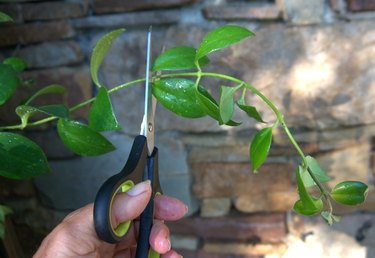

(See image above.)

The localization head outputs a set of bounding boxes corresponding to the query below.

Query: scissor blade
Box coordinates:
[141,26,155,156]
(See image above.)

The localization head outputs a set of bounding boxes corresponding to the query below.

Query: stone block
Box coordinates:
[200,197,231,218]
[22,1,88,21]
[170,234,199,251]
[92,0,196,14]
[280,0,328,24]
[167,213,286,243]
[0,66,91,124]
[0,21,75,47]
[16,40,83,69]
[203,5,281,20]
[191,162,295,199]
[203,242,287,256]
[73,10,181,29]
[348,0,375,12]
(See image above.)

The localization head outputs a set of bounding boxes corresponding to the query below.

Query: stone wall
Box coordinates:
[0,0,375,257]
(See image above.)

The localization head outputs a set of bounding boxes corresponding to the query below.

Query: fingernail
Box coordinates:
[126,180,151,196]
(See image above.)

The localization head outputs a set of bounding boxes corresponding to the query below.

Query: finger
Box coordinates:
[161,249,183,258]
[149,221,171,254]
[154,195,188,221]
[111,180,152,228]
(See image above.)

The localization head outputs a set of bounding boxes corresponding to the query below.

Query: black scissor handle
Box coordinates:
[94,135,148,243]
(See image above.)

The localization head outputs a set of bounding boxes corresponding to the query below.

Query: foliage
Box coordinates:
[0,24,368,225]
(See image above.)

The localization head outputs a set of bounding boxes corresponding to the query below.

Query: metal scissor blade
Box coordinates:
[140,26,155,156]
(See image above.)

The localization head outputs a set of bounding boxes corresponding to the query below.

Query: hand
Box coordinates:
[33,181,187,258]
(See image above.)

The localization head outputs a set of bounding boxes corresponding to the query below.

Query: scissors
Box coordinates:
[93,27,161,258]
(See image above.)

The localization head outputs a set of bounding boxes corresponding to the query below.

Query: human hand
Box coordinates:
[33,181,187,258]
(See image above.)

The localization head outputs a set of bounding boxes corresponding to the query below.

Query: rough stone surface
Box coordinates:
[348,0,375,12]
[281,0,328,24]
[178,249,262,258]
[203,242,288,256]
[200,197,232,217]
[192,162,295,200]
[0,21,75,47]
[22,1,88,20]
[16,41,83,69]
[203,5,281,20]
[170,234,199,251]
[92,0,196,14]
[168,213,286,242]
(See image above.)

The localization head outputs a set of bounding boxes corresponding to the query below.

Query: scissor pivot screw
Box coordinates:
[148,123,153,132]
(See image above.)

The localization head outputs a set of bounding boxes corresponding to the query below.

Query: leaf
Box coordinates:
[153,78,206,118]
[0,205,12,222]
[0,64,19,105]
[301,156,331,187]
[237,99,264,123]
[153,46,209,71]
[249,127,272,171]
[24,84,66,105]
[57,119,116,156]
[89,87,121,132]
[219,86,239,124]
[293,166,323,216]
[195,86,241,126]
[3,57,27,72]
[0,132,50,179]
[0,11,13,22]
[196,25,254,61]
[321,211,341,226]
[16,104,69,128]
[90,28,125,88]
[331,181,368,205]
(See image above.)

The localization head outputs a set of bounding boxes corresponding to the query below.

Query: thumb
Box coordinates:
[111,180,152,228]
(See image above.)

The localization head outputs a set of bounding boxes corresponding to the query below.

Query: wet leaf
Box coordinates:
[89,87,121,131]
[57,119,116,156]
[153,78,206,118]
[331,181,368,205]
[90,28,125,88]
[0,132,50,179]
[16,104,69,128]
[0,64,19,105]
[0,12,13,22]
[152,46,209,71]
[249,127,272,171]
[196,25,254,61]
[3,57,27,72]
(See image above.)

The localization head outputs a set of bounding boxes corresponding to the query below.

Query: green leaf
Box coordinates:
[57,119,116,156]
[321,211,341,226]
[0,11,13,22]
[3,57,27,72]
[152,46,209,71]
[195,86,241,126]
[293,166,323,216]
[196,25,254,61]
[0,132,50,179]
[301,156,331,187]
[153,78,206,118]
[237,99,264,123]
[90,28,125,88]
[24,84,66,105]
[331,181,368,205]
[0,64,19,105]
[219,86,239,124]
[16,104,69,128]
[249,127,272,171]
[89,87,121,132]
